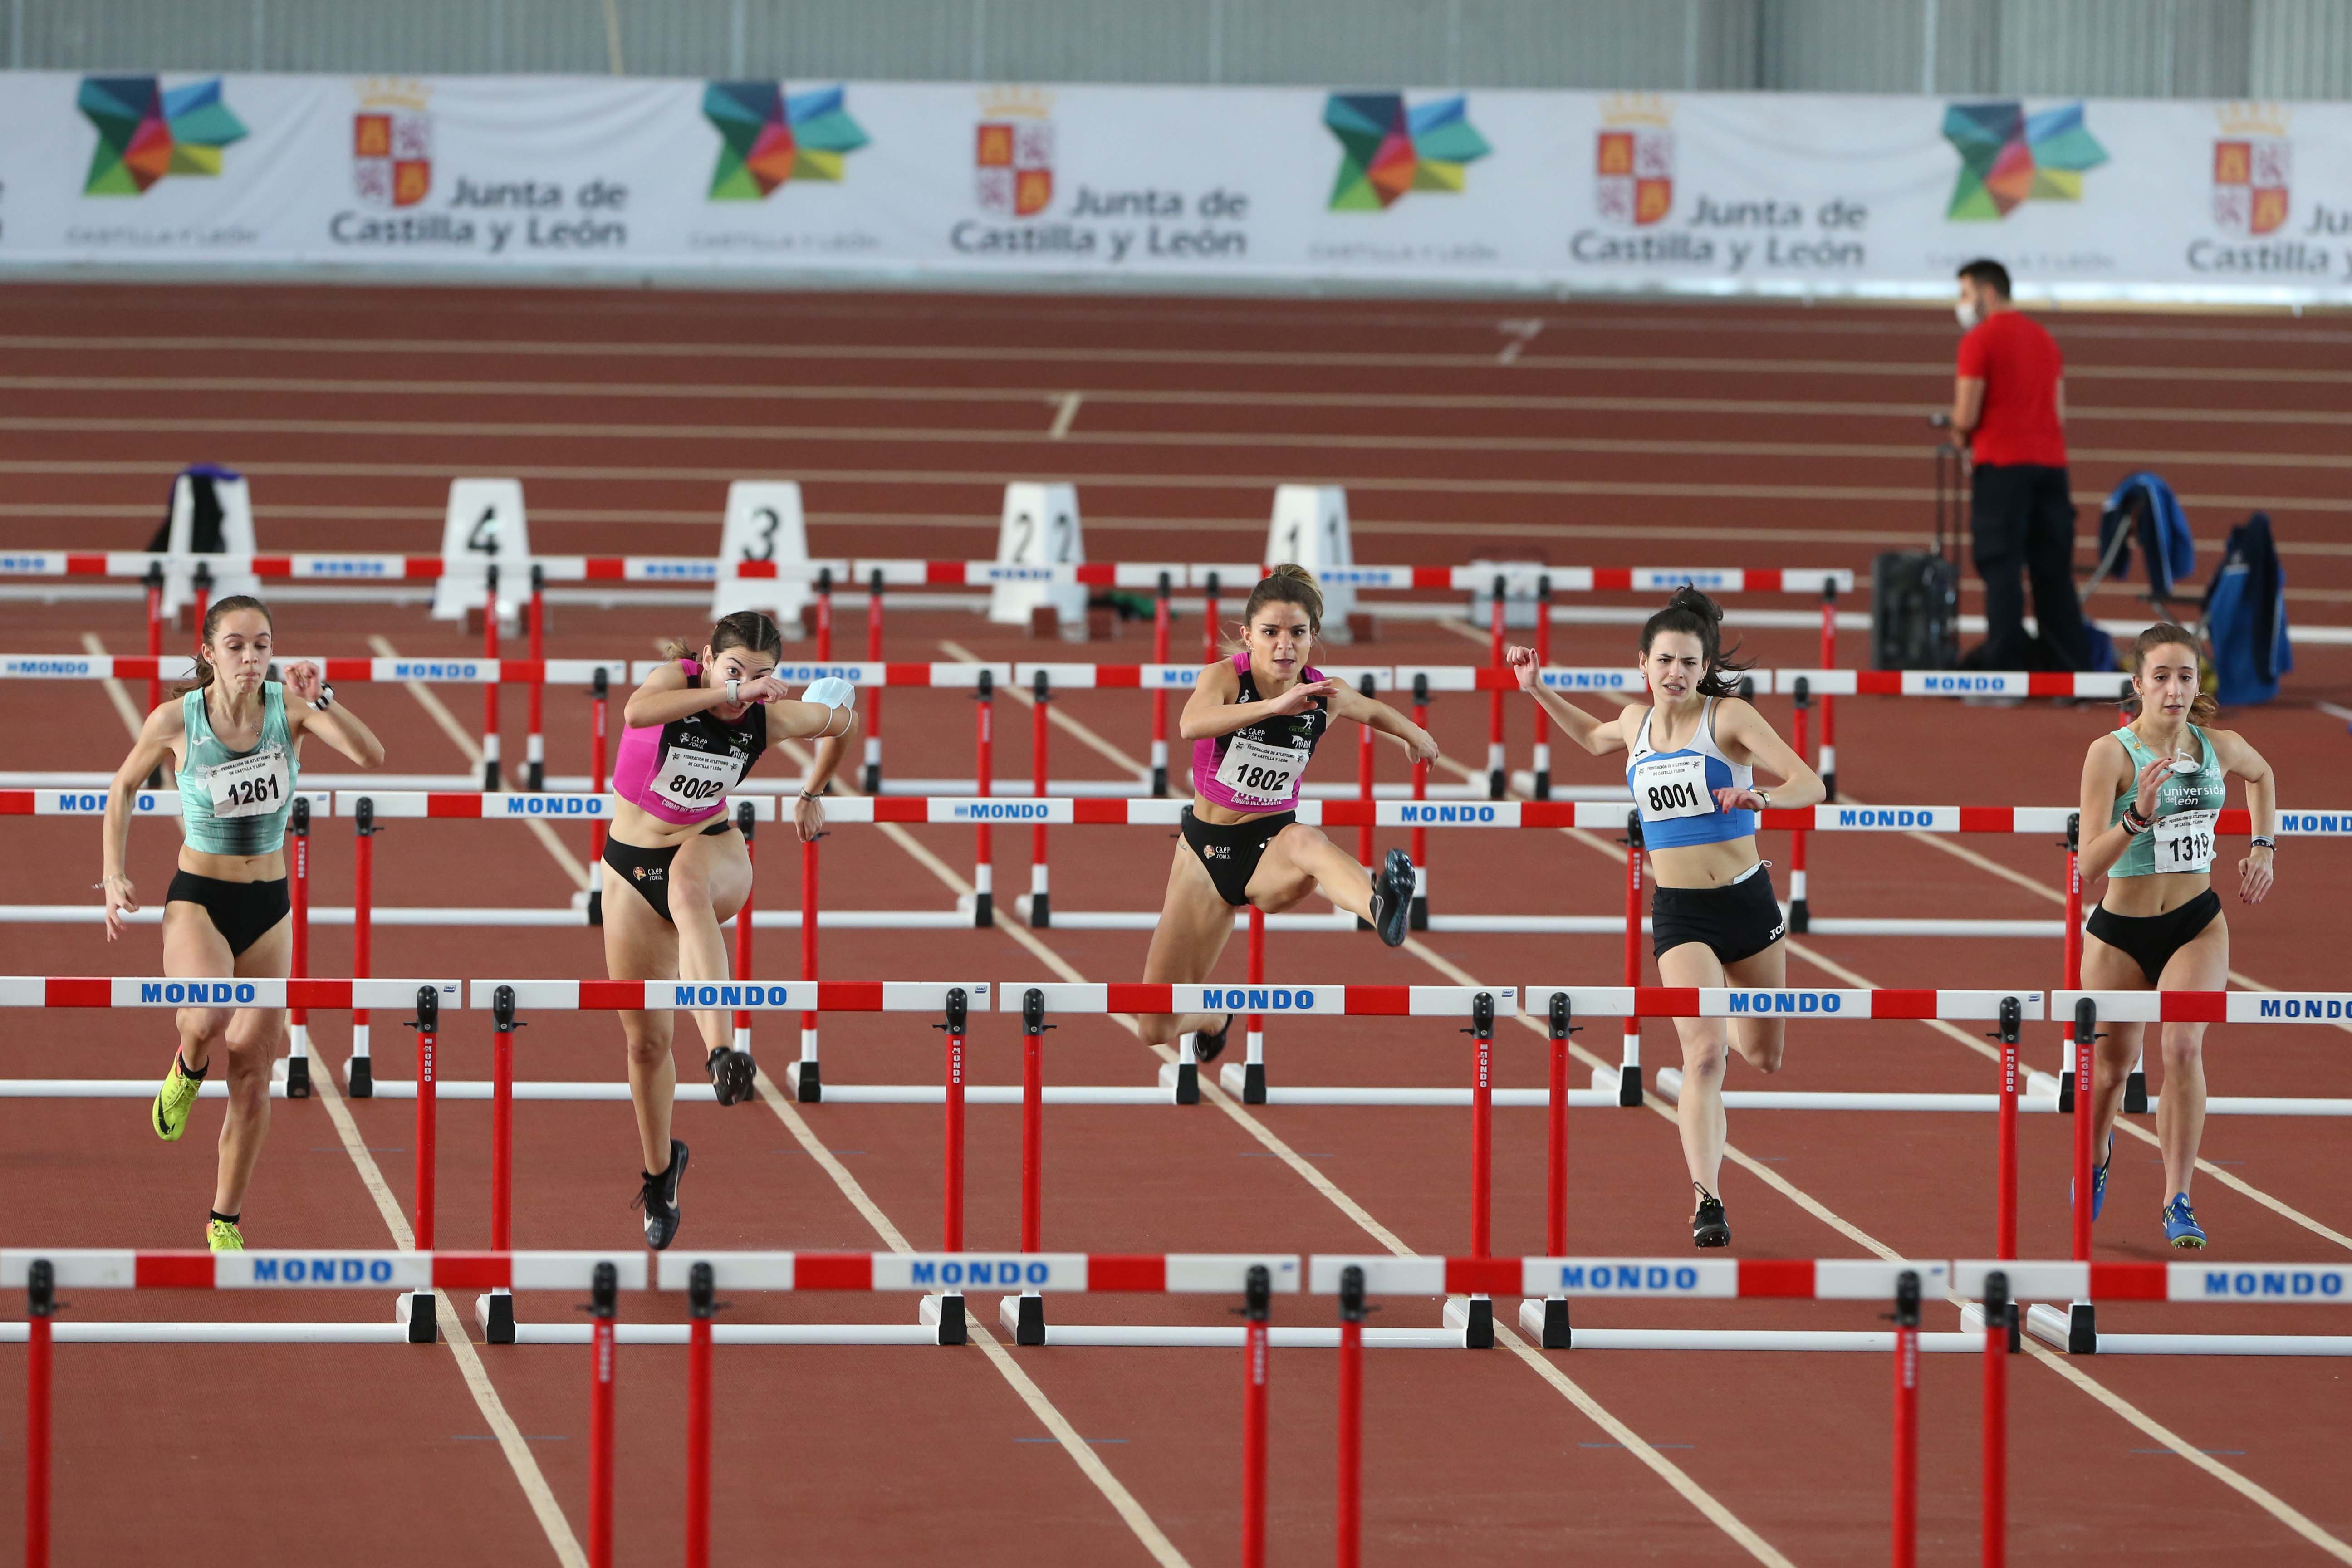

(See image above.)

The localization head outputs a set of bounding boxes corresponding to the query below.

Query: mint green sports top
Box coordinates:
[177,682,297,856]
[2107,725,2225,878]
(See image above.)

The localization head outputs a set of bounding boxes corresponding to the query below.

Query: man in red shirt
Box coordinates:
[1949,259,2092,670]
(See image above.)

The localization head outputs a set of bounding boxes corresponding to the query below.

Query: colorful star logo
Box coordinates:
[1323,93,1490,211]
[703,82,869,201]
[1943,101,2107,221]
[78,76,247,196]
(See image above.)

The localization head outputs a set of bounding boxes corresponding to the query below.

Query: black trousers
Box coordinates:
[1970,462,2091,671]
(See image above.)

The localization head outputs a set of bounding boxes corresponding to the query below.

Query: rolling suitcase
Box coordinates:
[1870,443,1962,670]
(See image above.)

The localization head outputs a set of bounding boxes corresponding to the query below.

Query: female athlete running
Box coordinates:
[102,595,387,1250]
[604,610,856,1247]
[1509,585,1824,1248]
[1136,565,1436,1060]
[2074,622,2275,1248]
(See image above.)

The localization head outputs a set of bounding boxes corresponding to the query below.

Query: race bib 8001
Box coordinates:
[1632,753,1712,822]
[654,745,744,813]
[1215,736,1307,806]
[2153,808,2218,872]
[206,750,288,819]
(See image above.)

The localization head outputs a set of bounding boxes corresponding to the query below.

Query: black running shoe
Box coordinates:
[1193,1014,1234,1064]
[706,1044,757,1106]
[1691,1187,1730,1250]
[1369,848,1414,948]
[633,1139,689,1250]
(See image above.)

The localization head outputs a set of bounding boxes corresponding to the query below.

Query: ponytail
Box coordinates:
[2121,622,2220,726]
[1638,585,1754,698]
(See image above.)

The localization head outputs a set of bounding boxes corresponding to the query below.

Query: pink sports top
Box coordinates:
[1189,653,1329,815]
[612,660,768,827]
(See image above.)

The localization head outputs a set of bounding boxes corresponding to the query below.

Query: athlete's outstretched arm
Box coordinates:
[99,701,183,941]
[2209,727,2276,903]
[281,661,385,768]
[1711,699,1826,811]
[1178,660,1331,741]
[1503,645,1626,756]
[1320,683,1438,763]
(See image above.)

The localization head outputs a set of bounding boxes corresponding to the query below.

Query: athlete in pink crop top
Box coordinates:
[1137,567,1438,1071]
[600,611,858,1250]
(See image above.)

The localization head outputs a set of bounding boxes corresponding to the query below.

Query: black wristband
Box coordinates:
[2250,836,2276,850]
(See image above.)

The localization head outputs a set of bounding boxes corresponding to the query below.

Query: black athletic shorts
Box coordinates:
[166,870,290,958]
[2086,888,2221,986]
[1650,867,1786,965]
[1180,807,1296,908]
[602,820,735,926]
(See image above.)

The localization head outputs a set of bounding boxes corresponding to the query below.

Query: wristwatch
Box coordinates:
[2250,836,2276,850]
[727,678,741,704]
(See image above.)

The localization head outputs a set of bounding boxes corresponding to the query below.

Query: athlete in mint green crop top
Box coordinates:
[177,681,298,856]
[2104,724,2226,879]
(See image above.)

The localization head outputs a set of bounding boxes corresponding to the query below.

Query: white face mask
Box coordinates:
[1955,300,1981,331]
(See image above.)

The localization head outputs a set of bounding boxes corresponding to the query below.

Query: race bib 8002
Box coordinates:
[654,745,745,813]
[2153,808,2218,872]
[1215,736,1307,806]
[1632,753,1712,822]
[206,750,289,819]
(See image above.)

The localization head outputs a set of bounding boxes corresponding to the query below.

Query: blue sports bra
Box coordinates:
[1626,701,1755,850]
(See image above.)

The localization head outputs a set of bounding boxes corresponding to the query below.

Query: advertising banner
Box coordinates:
[2,72,2347,302]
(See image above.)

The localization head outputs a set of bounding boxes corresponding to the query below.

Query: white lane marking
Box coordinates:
[309,1030,587,1566]
[767,737,1191,1568]
[1048,392,1084,440]
[83,632,147,738]
[939,640,1152,783]
[366,634,592,891]
[945,661,1794,1564]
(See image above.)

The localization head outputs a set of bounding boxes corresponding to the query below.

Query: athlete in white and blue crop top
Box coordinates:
[1507,587,1823,1250]
[1136,567,1439,1067]
[100,596,386,1253]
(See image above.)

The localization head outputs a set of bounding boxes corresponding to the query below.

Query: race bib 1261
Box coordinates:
[1633,752,1712,822]
[206,750,288,819]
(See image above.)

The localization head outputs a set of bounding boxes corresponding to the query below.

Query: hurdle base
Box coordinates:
[1518,1296,1572,1349]
[998,1292,1047,1346]
[2124,1068,2149,1115]
[1218,1061,1268,1104]
[1157,1059,1200,1105]
[1591,1063,1645,1106]
[1442,1294,1494,1349]
[347,1054,374,1098]
[786,1059,822,1102]
[1014,892,1052,928]
[2027,1300,2096,1354]
[918,1292,968,1346]
[475,1289,515,1345]
[394,1290,438,1343]
[1958,1299,2023,1353]
[277,1053,311,1100]
[1652,1068,2064,1114]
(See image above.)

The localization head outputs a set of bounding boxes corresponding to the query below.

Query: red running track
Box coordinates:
[4,284,2352,1567]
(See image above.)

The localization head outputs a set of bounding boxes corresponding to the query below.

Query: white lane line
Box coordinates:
[366,635,592,891]
[1048,392,1084,440]
[939,640,1152,783]
[947,665,1797,1565]
[765,738,1191,1568]
[83,631,147,738]
[309,1024,587,1566]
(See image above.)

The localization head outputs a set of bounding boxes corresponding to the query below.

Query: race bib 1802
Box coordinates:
[206,750,289,819]
[1632,752,1712,822]
[653,745,745,813]
[2153,808,2218,872]
[1215,736,1308,806]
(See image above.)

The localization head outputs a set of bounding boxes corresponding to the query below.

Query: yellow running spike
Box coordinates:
[205,1218,244,1253]
[152,1054,203,1142]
